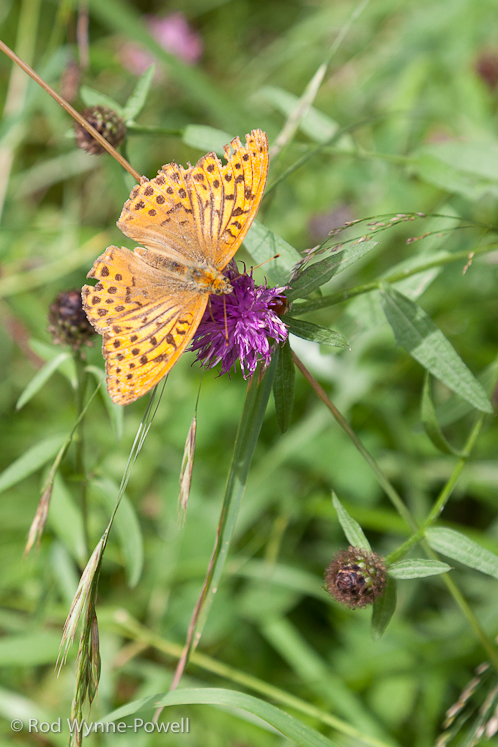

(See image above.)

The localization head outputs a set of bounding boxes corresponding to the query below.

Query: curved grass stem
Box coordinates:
[114,610,394,747]
[74,351,89,553]
[291,241,498,315]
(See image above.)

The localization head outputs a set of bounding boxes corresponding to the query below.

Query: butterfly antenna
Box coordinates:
[251,253,280,271]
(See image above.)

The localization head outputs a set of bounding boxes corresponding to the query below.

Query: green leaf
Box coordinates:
[0,632,64,666]
[48,475,87,566]
[90,477,144,588]
[104,687,338,747]
[286,318,348,348]
[426,527,498,578]
[182,124,233,156]
[80,85,124,116]
[410,141,498,200]
[244,221,301,286]
[371,576,397,640]
[380,284,492,414]
[122,65,155,122]
[258,85,353,149]
[16,351,71,410]
[0,434,66,495]
[288,241,377,301]
[421,373,465,456]
[86,365,124,441]
[387,559,451,579]
[29,339,77,388]
[332,494,371,550]
[273,342,295,434]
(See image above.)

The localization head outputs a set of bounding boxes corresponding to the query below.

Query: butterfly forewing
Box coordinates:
[117,129,269,270]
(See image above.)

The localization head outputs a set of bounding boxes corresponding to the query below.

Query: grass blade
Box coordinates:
[105,687,340,747]
[16,351,71,410]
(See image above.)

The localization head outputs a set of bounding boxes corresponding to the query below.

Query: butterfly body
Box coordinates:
[83,129,268,405]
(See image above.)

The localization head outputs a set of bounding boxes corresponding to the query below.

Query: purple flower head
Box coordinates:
[190,263,288,379]
[120,13,203,77]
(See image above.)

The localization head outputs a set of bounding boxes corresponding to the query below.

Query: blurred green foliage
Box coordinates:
[2,0,498,745]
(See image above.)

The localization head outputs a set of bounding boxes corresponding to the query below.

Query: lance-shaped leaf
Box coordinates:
[244,220,301,286]
[16,351,71,410]
[122,65,155,122]
[426,528,498,578]
[380,284,492,414]
[273,341,295,433]
[0,433,65,495]
[388,559,452,579]
[286,318,348,348]
[183,124,232,156]
[371,575,397,640]
[332,494,371,550]
[288,241,377,301]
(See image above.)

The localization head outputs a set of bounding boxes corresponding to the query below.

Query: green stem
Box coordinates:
[434,566,498,671]
[127,123,184,136]
[291,242,498,315]
[114,611,392,747]
[387,414,485,564]
[74,351,89,553]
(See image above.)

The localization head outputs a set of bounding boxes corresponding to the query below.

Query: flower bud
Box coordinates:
[325,547,387,609]
[48,289,95,349]
[74,106,126,155]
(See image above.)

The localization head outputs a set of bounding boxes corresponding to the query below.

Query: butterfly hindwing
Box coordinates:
[82,246,208,405]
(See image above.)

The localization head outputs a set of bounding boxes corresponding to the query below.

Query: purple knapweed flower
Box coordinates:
[120,13,203,76]
[190,263,288,379]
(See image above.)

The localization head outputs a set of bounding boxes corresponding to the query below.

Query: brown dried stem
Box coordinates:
[0,39,141,182]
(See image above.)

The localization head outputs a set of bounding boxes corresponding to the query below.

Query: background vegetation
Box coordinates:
[2,0,498,745]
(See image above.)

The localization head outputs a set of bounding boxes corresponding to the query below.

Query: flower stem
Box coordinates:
[386,413,486,564]
[293,353,498,670]
[127,123,184,136]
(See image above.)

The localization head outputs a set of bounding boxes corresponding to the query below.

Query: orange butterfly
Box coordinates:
[82,130,269,405]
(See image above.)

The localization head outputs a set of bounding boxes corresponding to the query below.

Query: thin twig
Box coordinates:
[292,352,417,531]
[0,39,141,182]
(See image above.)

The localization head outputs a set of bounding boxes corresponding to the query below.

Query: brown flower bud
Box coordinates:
[48,289,95,349]
[74,106,126,155]
[325,547,387,609]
